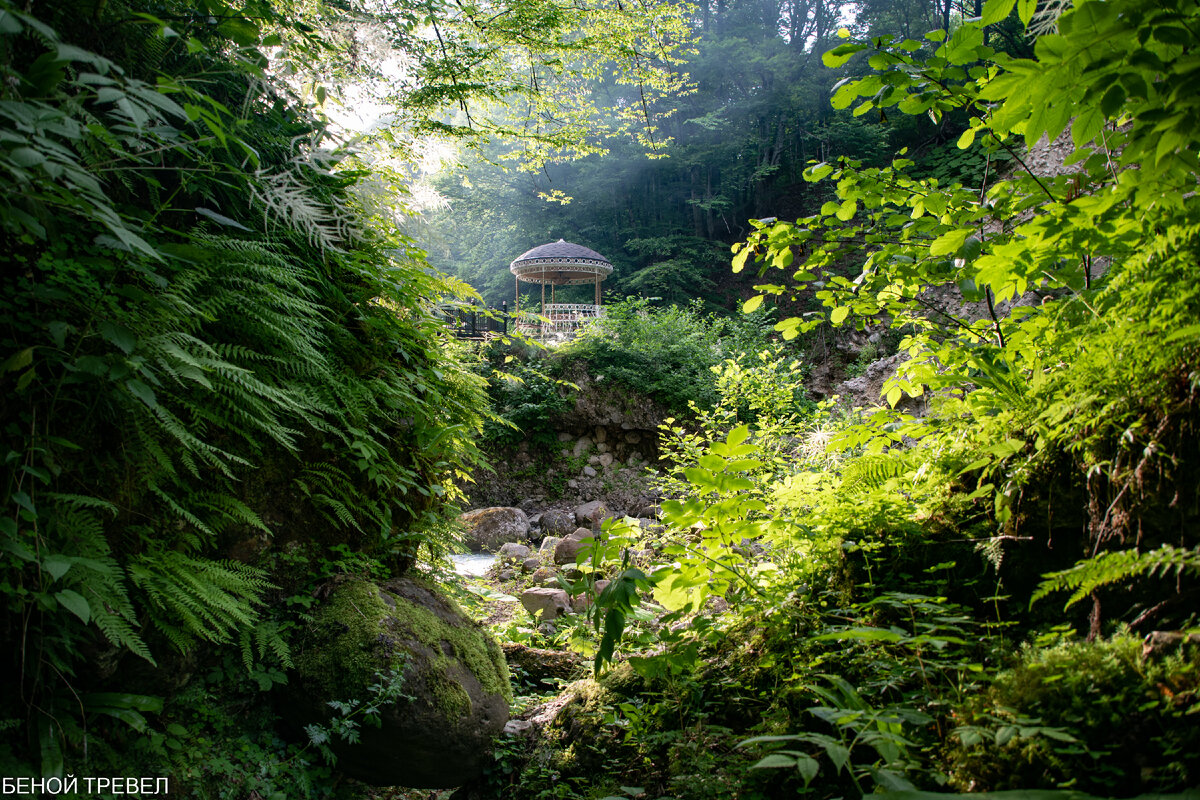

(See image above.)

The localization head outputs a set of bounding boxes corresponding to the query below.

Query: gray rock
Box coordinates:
[567,527,591,541]
[594,426,607,443]
[574,500,610,525]
[497,542,531,560]
[522,557,540,572]
[557,431,574,442]
[540,509,576,536]
[520,587,571,621]
[554,535,591,566]
[293,577,510,788]
[572,436,593,458]
[570,579,611,612]
[596,442,609,454]
[540,536,562,552]
[624,431,641,444]
[530,567,556,586]
[636,504,661,520]
[582,465,597,477]
[597,453,614,468]
[498,569,516,582]
[459,507,530,552]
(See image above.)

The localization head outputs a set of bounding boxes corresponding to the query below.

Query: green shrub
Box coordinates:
[560,299,781,414]
[944,633,1200,794]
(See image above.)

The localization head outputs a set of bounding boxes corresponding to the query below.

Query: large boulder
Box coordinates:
[459,507,529,552]
[539,508,576,537]
[294,576,512,788]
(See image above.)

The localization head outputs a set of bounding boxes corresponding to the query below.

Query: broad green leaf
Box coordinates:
[830,306,849,325]
[930,229,970,256]
[42,554,74,582]
[753,753,797,769]
[980,0,1016,25]
[742,295,763,313]
[55,589,91,624]
[726,424,751,447]
[732,246,752,273]
[126,379,157,408]
[99,321,136,354]
[1017,0,1036,25]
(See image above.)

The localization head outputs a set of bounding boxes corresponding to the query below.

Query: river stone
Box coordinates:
[540,536,562,553]
[540,509,576,536]
[522,557,540,572]
[459,507,529,552]
[520,587,571,621]
[570,579,611,612]
[554,535,592,566]
[573,500,610,525]
[497,542,531,560]
[635,504,661,520]
[293,576,511,788]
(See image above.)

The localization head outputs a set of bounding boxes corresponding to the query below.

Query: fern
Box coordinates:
[240,619,293,671]
[838,452,911,494]
[128,552,274,651]
[1032,545,1200,609]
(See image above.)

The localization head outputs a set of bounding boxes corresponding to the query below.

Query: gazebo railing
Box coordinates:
[515,303,605,337]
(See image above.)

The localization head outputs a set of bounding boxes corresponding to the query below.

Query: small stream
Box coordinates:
[451,553,497,576]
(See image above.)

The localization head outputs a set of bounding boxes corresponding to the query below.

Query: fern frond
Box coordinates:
[129,552,273,651]
[838,452,910,494]
[1032,545,1200,609]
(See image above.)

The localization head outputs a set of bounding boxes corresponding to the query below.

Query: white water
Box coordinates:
[450,553,496,576]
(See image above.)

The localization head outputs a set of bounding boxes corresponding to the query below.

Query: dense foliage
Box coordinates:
[466,1,1200,799]
[0,0,690,792]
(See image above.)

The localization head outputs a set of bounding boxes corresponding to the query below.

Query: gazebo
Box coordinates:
[509,239,613,337]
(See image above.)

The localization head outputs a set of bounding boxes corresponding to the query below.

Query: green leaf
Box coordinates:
[830,306,849,325]
[957,127,976,149]
[126,379,157,408]
[805,162,834,182]
[732,246,752,273]
[1017,0,1036,25]
[743,295,764,314]
[753,753,797,769]
[195,207,251,231]
[980,0,1016,25]
[0,10,23,34]
[727,425,751,447]
[42,555,74,582]
[823,43,866,69]
[1100,85,1126,118]
[2,347,34,373]
[99,321,137,354]
[55,589,91,624]
[930,229,970,256]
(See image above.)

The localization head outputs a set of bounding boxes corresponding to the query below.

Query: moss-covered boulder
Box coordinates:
[294,576,512,788]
